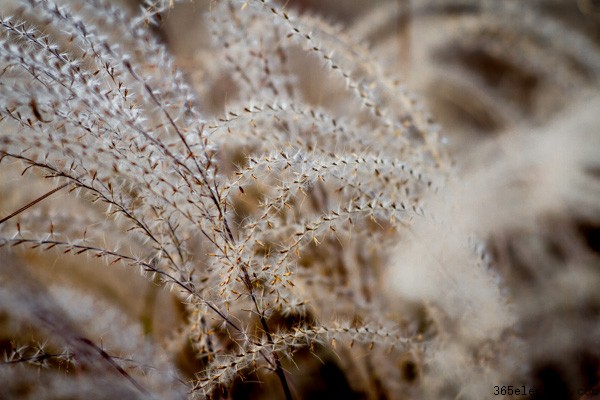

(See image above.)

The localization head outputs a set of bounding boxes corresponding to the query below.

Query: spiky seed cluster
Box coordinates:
[1,0,599,399]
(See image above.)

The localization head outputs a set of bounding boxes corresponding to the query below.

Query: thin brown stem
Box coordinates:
[0,180,71,225]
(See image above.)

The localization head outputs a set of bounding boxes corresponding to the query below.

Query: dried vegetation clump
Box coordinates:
[0,0,599,399]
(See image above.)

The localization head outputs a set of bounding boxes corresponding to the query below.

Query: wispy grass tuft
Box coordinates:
[0,0,599,399]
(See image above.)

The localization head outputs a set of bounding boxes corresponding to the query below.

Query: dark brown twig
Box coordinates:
[0,181,71,225]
